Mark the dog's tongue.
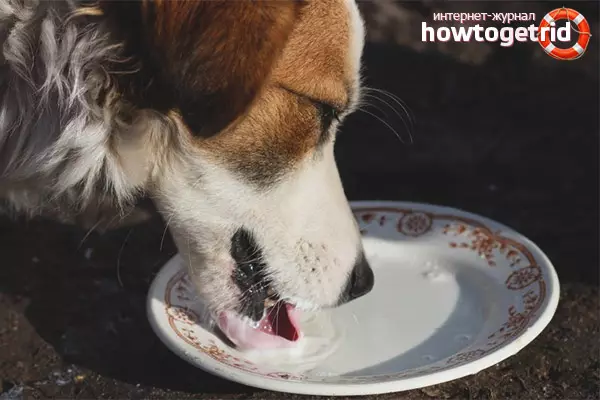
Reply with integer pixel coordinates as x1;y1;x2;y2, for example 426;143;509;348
217;304;301;350
260;304;300;340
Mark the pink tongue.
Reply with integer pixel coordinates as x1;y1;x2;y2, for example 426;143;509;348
258;304;300;341
217;303;301;350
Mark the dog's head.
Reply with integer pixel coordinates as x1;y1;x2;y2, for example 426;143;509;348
101;0;373;349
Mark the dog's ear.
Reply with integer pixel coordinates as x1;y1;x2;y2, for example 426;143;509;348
100;1;304;138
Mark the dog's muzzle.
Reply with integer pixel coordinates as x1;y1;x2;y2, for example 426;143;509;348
230;227;374;313
224;227;374;349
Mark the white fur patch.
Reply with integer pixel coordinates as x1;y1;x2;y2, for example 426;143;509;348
154;1;367;316
345;0;366;80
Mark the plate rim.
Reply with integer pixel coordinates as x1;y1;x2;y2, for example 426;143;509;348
147;200;561;396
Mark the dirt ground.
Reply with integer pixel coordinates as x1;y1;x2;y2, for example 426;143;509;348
1;2;599;399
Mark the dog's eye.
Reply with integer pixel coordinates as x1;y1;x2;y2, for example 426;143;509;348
314;102;340;143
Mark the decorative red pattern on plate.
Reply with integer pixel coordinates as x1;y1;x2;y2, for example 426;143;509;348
444;224;523;267
397;212;432;236
166;306;198;325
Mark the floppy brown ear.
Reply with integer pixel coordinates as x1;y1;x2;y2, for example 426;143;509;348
100;0;304;137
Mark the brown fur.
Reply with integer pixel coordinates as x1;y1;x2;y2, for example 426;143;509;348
95;0;356;187
100;0;304;138
189;0;356;185
200;87;321;185
272;0;354;108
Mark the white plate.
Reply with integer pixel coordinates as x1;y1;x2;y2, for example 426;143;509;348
147;201;560;396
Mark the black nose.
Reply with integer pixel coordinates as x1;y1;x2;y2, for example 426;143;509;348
340;252;374;304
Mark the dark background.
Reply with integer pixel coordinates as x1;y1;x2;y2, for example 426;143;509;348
1;2;598;399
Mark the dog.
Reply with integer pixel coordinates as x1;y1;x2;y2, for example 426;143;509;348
0;0;374;349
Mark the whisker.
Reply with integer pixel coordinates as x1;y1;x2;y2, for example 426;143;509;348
236;255;265;266
361;94;398;121
357;96;392;122
183;239;206;305
243;235;265;261
361;93;413;144
273;299;284;335
356;107;405;144
79;206;138;251
116;228;134;287
159;215;174;252
185;237;194;272
364;87;416;128
363;88;415;144
77;217;104;250
238;280;267;300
